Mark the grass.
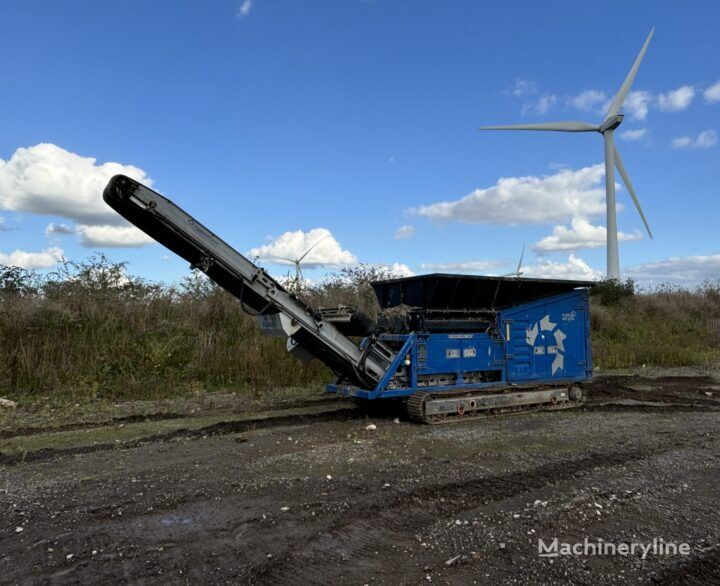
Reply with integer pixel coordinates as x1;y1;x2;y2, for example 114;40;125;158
2;257;719;404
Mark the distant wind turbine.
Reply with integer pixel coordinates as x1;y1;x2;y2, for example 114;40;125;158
270;234;329;281
502;245;525;278
480;29;655;280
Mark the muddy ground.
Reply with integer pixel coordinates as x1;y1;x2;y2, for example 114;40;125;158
2;372;720;585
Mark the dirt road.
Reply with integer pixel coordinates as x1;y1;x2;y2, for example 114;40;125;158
2;374;720;585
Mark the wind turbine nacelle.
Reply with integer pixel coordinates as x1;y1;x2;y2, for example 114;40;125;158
599;114;624;133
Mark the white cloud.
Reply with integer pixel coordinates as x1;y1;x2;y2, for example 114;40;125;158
521;254;602;281
0;246;63;269
45;222;75;236
704;81;720;104
249;228;357;267
419;259;505;274
657;85;695;112
0;143;152;226
672;129;718;149
76;224;155;248
533;218;642;253
385;262;414;278
567;90;607;112
394;225;415;240
522;94;557;116
672;136;693;149
619;128;647;141
626;254;720;284
410;164;608;225
623;91;653;120
505;78;537;98
237;0;252;17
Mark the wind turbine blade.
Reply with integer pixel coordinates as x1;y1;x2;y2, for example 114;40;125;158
605;28;655;120
516;245;525;274
479;121;599;132
267;255;296;263
297;234;329;263
613;144;653;239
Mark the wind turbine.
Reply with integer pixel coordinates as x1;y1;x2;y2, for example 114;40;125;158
480;29;655;280
502;245;525;278
270;234;329;282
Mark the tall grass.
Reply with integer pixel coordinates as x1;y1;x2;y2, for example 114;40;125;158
590;279;720;368
2;258;719;401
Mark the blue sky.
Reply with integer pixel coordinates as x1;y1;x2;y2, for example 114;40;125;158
0;0;718;285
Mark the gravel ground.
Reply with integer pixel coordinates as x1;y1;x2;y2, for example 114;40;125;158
1;373;719;585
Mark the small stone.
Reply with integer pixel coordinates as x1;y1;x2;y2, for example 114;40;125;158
66;554;74;560
326;475;333;480
513;514;520;519
280;506;290;512
14;527;23;533
365;423;377;431
393;418;400;424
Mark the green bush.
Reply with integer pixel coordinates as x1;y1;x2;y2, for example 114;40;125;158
1;255;719;401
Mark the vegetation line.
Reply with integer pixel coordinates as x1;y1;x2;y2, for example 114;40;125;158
1;255;719;403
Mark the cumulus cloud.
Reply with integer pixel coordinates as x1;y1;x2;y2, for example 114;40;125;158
76;224;155;248
419;259;505;274
237;0;252;17
672;129;718;149
521;254;602;281
704;81;720;104
0;144;157;248
45;222;75;236
619;128;647;141
623;91;653;120
249;228;357;268
626;254;720;284
533;218;642;253
0;143;152;225
0;246;63;269
410;164;608;225
394;225;415;240
522;94;557;116
567;90;607;112
657;85;695;112
384;262;414;278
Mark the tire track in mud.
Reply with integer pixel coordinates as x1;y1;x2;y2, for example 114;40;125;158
582;402;720;414
252;437;713;585
0;398;342;439
0;406;359;467
652;544;720;585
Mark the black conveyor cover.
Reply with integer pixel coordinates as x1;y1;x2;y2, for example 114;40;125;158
371;273;594;311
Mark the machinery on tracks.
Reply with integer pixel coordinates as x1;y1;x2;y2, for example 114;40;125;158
104;175;593;423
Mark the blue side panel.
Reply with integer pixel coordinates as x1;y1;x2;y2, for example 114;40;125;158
501;289;591;383
325;288;593;400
